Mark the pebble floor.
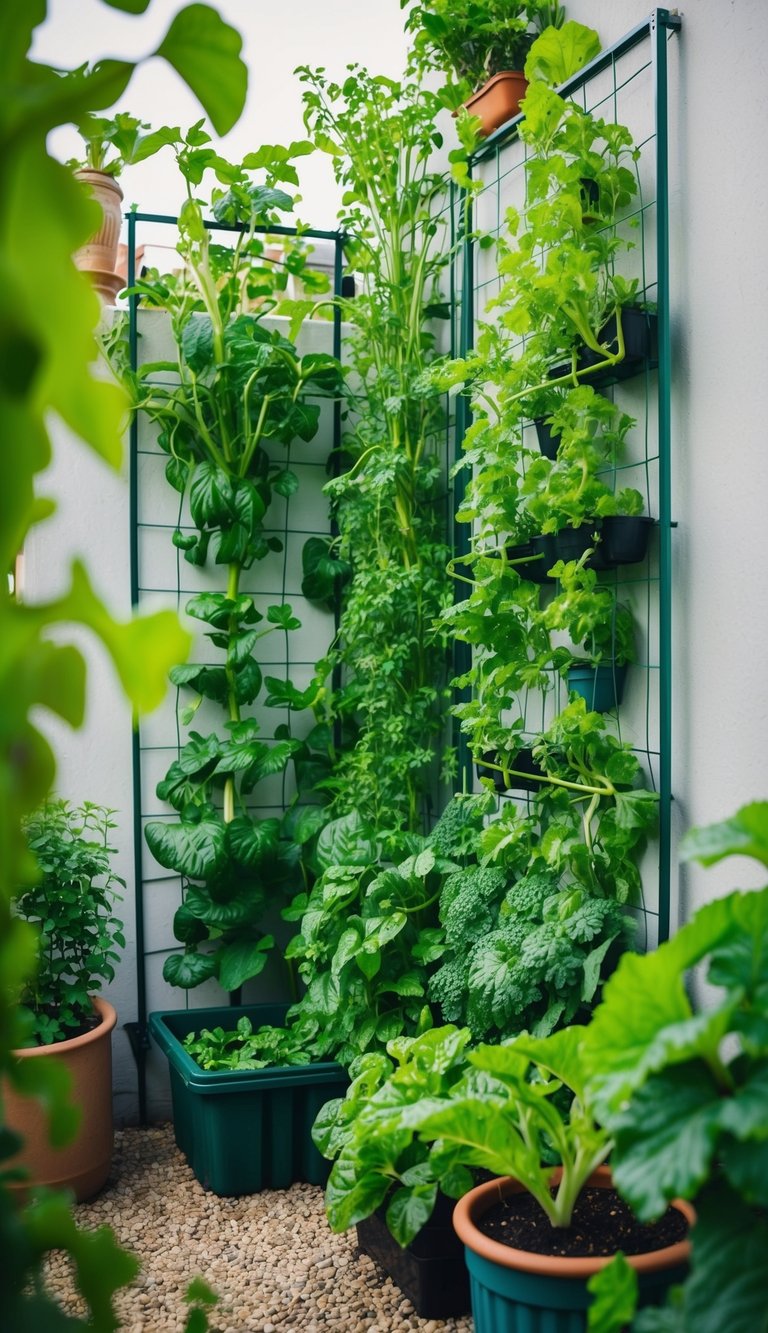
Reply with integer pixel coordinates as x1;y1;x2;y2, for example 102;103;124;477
44;1125;474;1333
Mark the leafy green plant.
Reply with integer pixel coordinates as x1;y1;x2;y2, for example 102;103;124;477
297;64;453;840
69;110;178;176
118;147;344;994
581;801;768;1333
16;801;125;1045
316;1021;610;1245
543;554;636;669
0;4;247;1328
402;0;564;97
182;1014;311;1070
277;809;455;1065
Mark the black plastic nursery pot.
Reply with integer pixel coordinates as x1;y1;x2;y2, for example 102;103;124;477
600;515;655;565
568;662;627;713
553;524;611;570
149;1003;348;1196
357;1190;471;1319
476;749;546;795
533;417;560;460
548;308;658;388
506;538;556;583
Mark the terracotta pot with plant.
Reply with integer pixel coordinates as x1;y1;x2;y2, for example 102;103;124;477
4;800;125;1201
403;0;568;135
70;110;171;301
373;1025;692;1331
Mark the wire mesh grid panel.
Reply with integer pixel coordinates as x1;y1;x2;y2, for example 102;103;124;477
128;221;344;1049
454;13;679;948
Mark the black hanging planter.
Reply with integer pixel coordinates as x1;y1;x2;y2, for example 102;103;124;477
506;538;556;584
533;417;560;459
553;524;611;570
476;748;546;794
601;515;655;565
548;307;658;387
356;1190;470;1319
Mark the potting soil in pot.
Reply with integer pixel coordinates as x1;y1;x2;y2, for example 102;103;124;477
477;1186;688;1258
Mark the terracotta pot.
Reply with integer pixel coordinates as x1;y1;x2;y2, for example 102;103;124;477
73;169;124;302
453;1166;694;1332
4;996;117;1201
463;71;528;137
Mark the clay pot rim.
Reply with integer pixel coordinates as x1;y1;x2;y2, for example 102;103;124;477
74;168;124;200
464;69;528;108
452;1164;695;1279
13;995;117;1060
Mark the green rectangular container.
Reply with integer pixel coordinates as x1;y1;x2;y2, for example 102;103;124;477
149;1003;348;1196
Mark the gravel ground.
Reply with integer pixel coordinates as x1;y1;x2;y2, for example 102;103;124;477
44;1125;474;1333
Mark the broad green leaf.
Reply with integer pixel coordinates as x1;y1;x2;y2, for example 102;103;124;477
681;802;768;870
316;812;376;872
172;902;208;945
154;4;247;136
145;817;227;878
163;951;217;988
586;1253;638;1333
683;1181;768;1333
524;21;601;86
227;816;280;866
610;1062;723;1219
217;937;272;992
183;885;259;930
386;1182;438;1247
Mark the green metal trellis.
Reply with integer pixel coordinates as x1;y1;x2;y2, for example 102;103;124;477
125;213;345;1123
450;8;681;945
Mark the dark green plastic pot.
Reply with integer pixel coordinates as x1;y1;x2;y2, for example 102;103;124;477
568;662;627;712
453;1169;692;1333
149;1003;348;1196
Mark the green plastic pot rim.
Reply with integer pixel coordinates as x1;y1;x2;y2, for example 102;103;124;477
452;1165;694;1280
148;1008;345;1094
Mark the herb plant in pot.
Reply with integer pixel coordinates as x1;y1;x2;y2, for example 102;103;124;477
403;0;569;135
5;800;124;1201
543;554;636;711
70;110;174;301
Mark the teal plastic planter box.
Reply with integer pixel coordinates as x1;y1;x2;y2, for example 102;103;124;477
149;1003;348;1196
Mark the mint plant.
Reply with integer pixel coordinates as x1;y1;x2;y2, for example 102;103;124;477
119;143;344;993
16;801;125;1045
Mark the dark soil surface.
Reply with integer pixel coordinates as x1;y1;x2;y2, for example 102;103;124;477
477;1185;688;1258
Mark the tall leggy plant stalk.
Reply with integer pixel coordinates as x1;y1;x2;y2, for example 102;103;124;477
122;138;343;992
298;66;454;838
